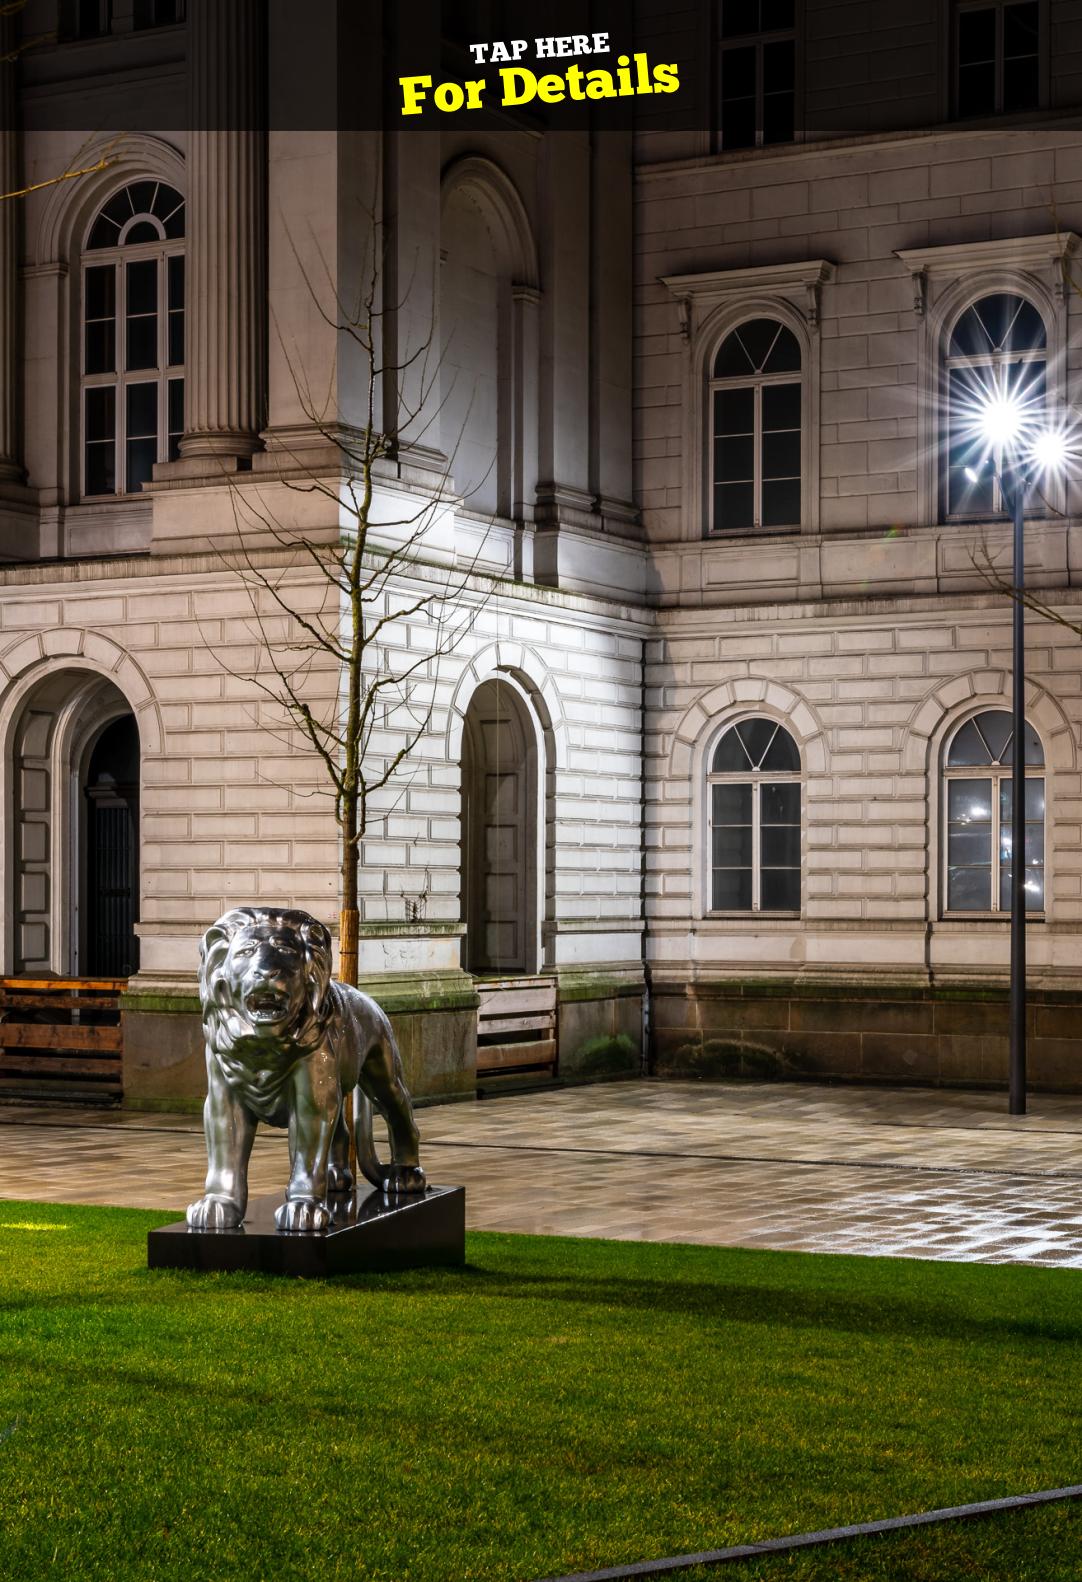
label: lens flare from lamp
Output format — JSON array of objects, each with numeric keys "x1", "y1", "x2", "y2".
[
  {"x1": 1031, "y1": 429, "x2": 1068, "y2": 474},
  {"x1": 978, "y1": 395, "x2": 1023, "y2": 448}
]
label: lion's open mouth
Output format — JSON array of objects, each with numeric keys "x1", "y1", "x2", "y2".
[{"x1": 244, "y1": 989, "x2": 290, "y2": 1022}]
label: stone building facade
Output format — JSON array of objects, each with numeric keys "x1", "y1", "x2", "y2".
[
  {"x1": 637, "y1": 0, "x2": 1082, "y2": 1086},
  {"x1": 0, "y1": 2, "x2": 647, "y2": 1103},
  {"x1": 2, "y1": 1, "x2": 1082, "y2": 1106}
]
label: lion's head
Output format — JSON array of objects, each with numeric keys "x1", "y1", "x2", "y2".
[{"x1": 199, "y1": 907, "x2": 334, "y2": 1055}]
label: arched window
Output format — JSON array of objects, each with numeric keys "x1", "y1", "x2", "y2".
[
  {"x1": 944, "y1": 291, "x2": 1047, "y2": 518},
  {"x1": 82, "y1": 180, "x2": 186, "y2": 497},
  {"x1": 708, "y1": 717, "x2": 801, "y2": 912},
  {"x1": 944, "y1": 709, "x2": 1045, "y2": 913},
  {"x1": 710, "y1": 318, "x2": 801, "y2": 535}
]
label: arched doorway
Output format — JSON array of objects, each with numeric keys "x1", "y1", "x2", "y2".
[
  {"x1": 8, "y1": 671, "x2": 139, "y2": 976},
  {"x1": 82, "y1": 715, "x2": 140, "y2": 976},
  {"x1": 461, "y1": 678, "x2": 539, "y2": 976}
]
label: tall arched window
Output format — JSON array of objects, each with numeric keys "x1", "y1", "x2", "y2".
[
  {"x1": 945, "y1": 291, "x2": 1046, "y2": 518},
  {"x1": 710, "y1": 318, "x2": 801, "y2": 535},
  {"x1": 708, "y1": 717, "x2": 801, "y2": 912},
  {"x1": 82, "y1": 180, "x2": 185, "y2": 497},
  {"x1": 944, "y1": 709, "x2": 1045, "y2": 913}
]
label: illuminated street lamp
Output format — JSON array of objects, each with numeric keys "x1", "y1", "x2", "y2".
[{"x1": 964, "y1": 400, "x2": 1070, "y2": 1116}]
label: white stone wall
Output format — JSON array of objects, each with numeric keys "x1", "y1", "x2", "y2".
[
  {"x1": 0, "y1": 551, "x2": 647, "y2": 980},
  {"x1": 637, "y1": 124, "x2": 1082, "y2": 989}
]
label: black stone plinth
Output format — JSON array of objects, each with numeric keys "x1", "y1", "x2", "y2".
[{"x1": 147, "y1": 1186, "x2": 465, "y2": 1277}]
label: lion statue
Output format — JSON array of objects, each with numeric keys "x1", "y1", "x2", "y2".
[{"x1": 186, "y1": 906, "x2": 426, "y2": 1234}]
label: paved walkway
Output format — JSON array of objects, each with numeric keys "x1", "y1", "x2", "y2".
[{"x1": 4, "y1": 1080, "x2": 1082, "y2": 1266}]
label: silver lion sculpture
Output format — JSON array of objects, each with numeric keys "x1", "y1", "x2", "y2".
[{"x1": 186, "y1": 907, "x2": 426, "y2": 1234}]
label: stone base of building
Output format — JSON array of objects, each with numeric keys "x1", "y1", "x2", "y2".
[
  {"x1": 649, "y1": 974, "x2": 1082, "y2": 1091},
  {"x1": 120, "y1": 970, "x2": 481, "y2": 1110},
  {"x1": 555, "y1": 965, "x2": 645, "y2": 1081}
]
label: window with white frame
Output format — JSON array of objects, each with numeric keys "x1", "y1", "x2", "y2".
[
  {"x1": 954, "y1": 0, "x2": 1041, "y2": 119},
  {"x1": 716, "y1": 0, "x2": 796, "y2": 150},
  {"x1": 944, "y1": 709, "x2": 1045, "y2": 913},
  {"x1": 710, "y1": 318, "x2": 801, "y2": 534},
  {"x1": 81, "y1": 181, "x2": 185, "y2": 498},
  {"x1": 708, "y1": 718, "x2": 801, "y2": 912},
  {"x1": 944, "y1": 291, "x2": 1047, "y2": 518}
]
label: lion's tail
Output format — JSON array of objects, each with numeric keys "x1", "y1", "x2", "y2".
[{"x1": 352, "y1": 1083, "x2": 387, "y2": 1191}]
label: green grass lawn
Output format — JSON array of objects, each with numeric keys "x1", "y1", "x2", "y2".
[{"x1": 1, "y1": 1202, "x2": 1082, "y2": 1581}]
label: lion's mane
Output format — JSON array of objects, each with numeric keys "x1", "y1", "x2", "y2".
[{"x1": 199, "y1": 907, "x2": 334, "y2": 1059}]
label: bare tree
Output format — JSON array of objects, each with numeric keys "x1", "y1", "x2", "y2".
[{"x1": 206, "y1": 214, "x2": 494, "y2": 985}]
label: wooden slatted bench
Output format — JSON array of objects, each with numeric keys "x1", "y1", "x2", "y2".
[
  {"x1": 475, "y1": 977, "x2": 557, "y2": 1080},
  {"x1": 0, "y1": 978, "x2": 125, "y2": 1099}
]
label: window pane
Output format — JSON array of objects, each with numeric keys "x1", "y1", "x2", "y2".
[
  {"x1": 715, "y1": 387, "x2": 754, "y2": 434},
  {"x1": 760, "y1": 867, "x2": 799, "y2": 910},
  {"x1": 761, "y1": 731, "x2": 800, "y2": 774},
  {"x1": 713, "y1": 729, "x2": 753, "y2": 773},
  {"x1": 948, "y1": 864, "x2": 992, "y2": 910},
  {"x1": 712, "y1": 780, "x2": 753, "y2": 912},
  {"x1": 761, "y1": 0, "x2": 794, "y2": 29},
  {"x1": 168, "y1": 378, "x2": 184, "y2": 461},
  {"x1": 958, "y1": 60, "x2": 996, "y2": 117},
  {"x1": 714, "y1": 481, "x2": 754, "y2": 532},
  {"x1": 714, "y1": 334, "x2": 755, "y2": 379},
  {"x1": 85, "y1": 264, "x2": 115, "y2": 321},
  {"x1": 84, "y1": 265, "x2": 116, "y2": 376},
  {"x1": 736, "y1": 319, "x2": 784, "y2": 372},
  {"x1": 959, "y1": 6, "x2": 996, "y2": 66},
  {"x1": 1003, "y1": 53, "x2": 1039, "y2": 110},
  {"x1": 761, "y1": 822, "x2": 800, "y2": 868},
  {"x1": 720, "y1": 0, "x2": 760, "y2": 39},
  {"x1": 762, "y1": 429, "x2": 800, "y2": 479},
  {"x1": 84, "y1": 388, "x2": 115, "y2": 496},
  {"x1": 948, "y1": 777, "x2": 993, "y2": 825},
  {"x1": 716, "y1": 434, "x2": 755, "y2": 483},
  {"x1": 127, "y1": 381, "x2": 157, "y2": 438},
  {"x1": 168, "y1": 255, "x2": 185, "y2": 365},
  {"x1": 763, "y1": 38, "x2": 794, "y2": 94},
  {"x1": 720, "y1": 46, "x2": 757, "y2": 149},
  {"x1": 713, "y1": 868, "x2": 753, "y2": 910},
  {"x1": 761, "y1": 780, "x2": 800, "y2": 820},
  {"x1": 737, "y1": 717, "x2": 778, "y2": 767},
  {"x1": 762, "y1": 382, "x2": 801, "y2": 428},
  {"x1": 762, "y1": 331, "x2": 801, "y2": 376},
  {"x1": 125, "y1": 382, "x2": 158, "y2": 492},
  {"x1": 947, "y1": 775, "x2": 992, "y2": 910},
  {"x1": 761, "y1": 477, "x2": 801, "y2": 527},
  {"x1": 999, "y1": 780, "x2": 1044, "y2": 914},
  {"x1": 126, "y1": 259, "x2": 159, "y2": 372},
  {"x1": 713, "y1": 823, "x2": 753, "y2": 866},
  {"x1": 763, "y1": 65, "x2": 795, "y2": 141},
  {"x1": 84, "y1": 384, "x2": 115, "y2": 444},
  {"x1": 948, "y1": 718, "x2": 992, "y2": 766},
  {"x1": 124, "y1": 220, "x2": 159, "y2": 246},
  {"x1": 713, "y1": 783, "x2": 753, "y2": 823}
]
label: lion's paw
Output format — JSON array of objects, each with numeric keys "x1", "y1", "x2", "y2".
[
  {"x1": 382, "y1": 1164, "x2": 427, "y2": 1196},
  {"x1": 275, "y1": 1197, "x2": 330, "y2": 1234},
  {"x1": 186, "y1": 1195, "x2": 244, "y2": 1231},
  {"x1": 326, "y1": 1162, "x2": 354, "y2": 1196}
]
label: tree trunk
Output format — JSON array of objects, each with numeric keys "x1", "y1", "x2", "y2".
[{"x1": 340, "y1": 794, "x2": 359, "y2": 987}]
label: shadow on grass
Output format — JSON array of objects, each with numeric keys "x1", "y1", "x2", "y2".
[{"x1": 4, "y1": 1255, "x2": 1082, "y2": 1350}]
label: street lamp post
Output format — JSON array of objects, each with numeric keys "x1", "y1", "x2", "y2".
[
  {"x1": 966, "y1": 404, "x2": 1068, "y2": 1118},
  {"x1": 1006, "y1": 462, "x2": 1027, "y2": 1116}
]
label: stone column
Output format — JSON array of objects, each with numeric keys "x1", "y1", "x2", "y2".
[
  {"x1": 179, "y1": 0, "x2": 267, "y2": 463},
  {"x1": 0, "y1": 10, "x2": 22, "y2": 483}
]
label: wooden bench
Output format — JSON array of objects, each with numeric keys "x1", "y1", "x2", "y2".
[
  {"x1": 0, "y1": 978, "x2": 125, "y2": 1099},
  {"x1": 476, "y1": 977, "x2": 557, "y2": 1080}
]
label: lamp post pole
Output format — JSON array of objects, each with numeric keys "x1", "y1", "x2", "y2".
[{"x1": 1008, "y1": 466, "x2": 1027, "y2": 1116}]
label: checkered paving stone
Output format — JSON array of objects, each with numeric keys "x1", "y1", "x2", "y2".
[{"x1": 3, "y1": 1080, "x2": 1082, "y2": 1267}]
